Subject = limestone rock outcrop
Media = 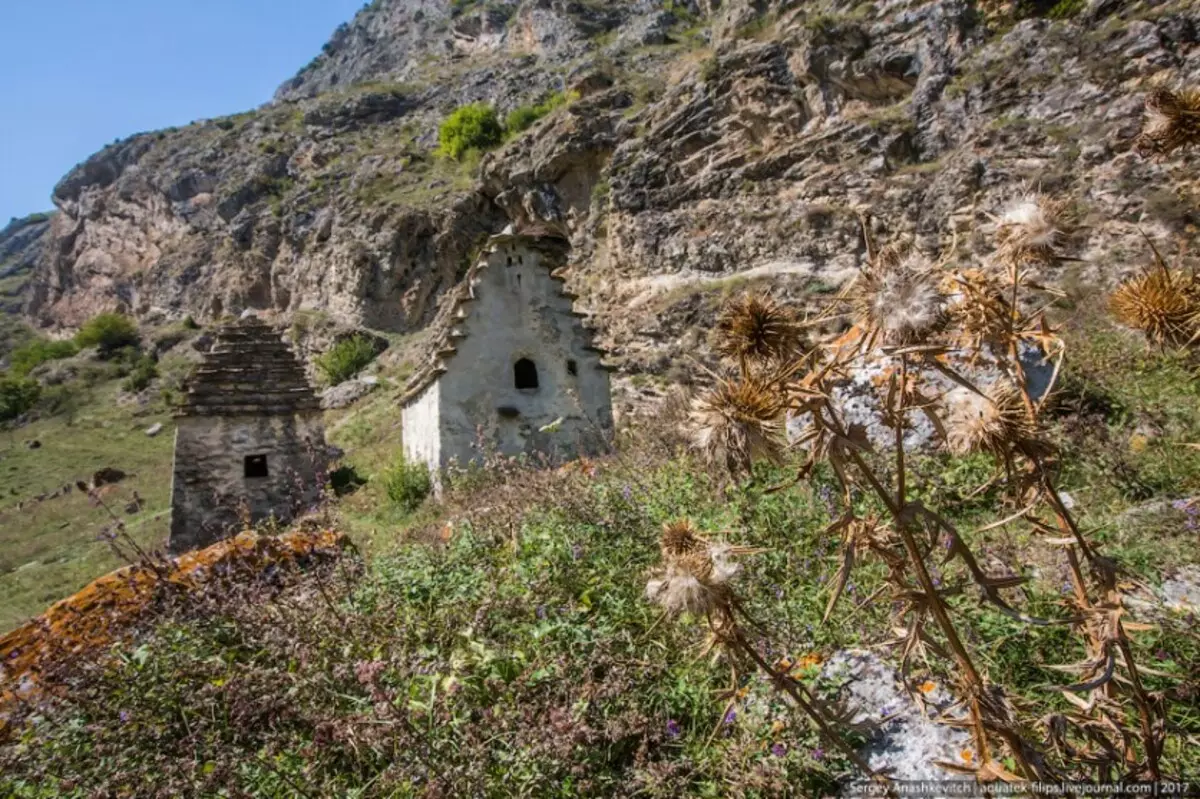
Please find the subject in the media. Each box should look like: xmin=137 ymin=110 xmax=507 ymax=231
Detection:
xmin=5 ymin=0 xmax=1199 ymax=421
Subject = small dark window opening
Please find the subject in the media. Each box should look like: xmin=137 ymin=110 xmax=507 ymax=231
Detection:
xmin=244 ymin=454 xmax=269 ymax=479
xmin=518 ymin=255 xmax=524 ymax=264
xmin=514 ymin=358 xmax=539 ymax=390
xmin=507 ymin=255 xmax=513 ymax=266
xmin=516 ymin=273 xmax=521 ymax=286
xmin=567 ymin=359 xmax=578 ymax=376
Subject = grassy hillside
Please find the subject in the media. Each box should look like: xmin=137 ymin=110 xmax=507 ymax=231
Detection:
xmin=2 ymin=305 xmax=1200 ymax=795
xmin=0 ymin=378 xmax=175 ymax=632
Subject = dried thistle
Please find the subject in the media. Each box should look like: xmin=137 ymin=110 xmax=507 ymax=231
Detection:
xmin=944 ymin=268 xmax=1014 ymax=350
xmin=689 ymin=372 xmax=786 ymax=474
xmin=646 ymin=522 xmax=749 ymax=620
xmin=944 ymin=381 xmax=1035 ymax=457
xmin=1134 ymin=86 xmax=1200 ymax=157
xmin=853 ymin=250 xmax=945 ymax=346
xmin=714 ymin=292 xmax=802 ymax=367
xmin=993 ymin=195 xmax=1071 ymax=264
xmin=1110 ymin=263 xmax=1200 ymax=348
xmin=661 ymin=518 xmax=707 ymax=558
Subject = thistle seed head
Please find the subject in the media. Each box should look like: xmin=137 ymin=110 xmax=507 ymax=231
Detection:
xmin=714 ymin=292 xmax=802 ymax=366
xmin=689 ymin=373 xmax=786 ymax=474
xmin=1135 ymin=86 xmax=1200 ymax=157
xmin=1109 ymin=266 xmax=1200 ymax=347
xmin=944 ymin=268 xmax=1014 ymax=349
xmin=944 ymin=381 xmax=1035 ymax=456
xmin=854 ymin=251 xmax=945 ymax=345
xmin=661 ymin=518 xmax=706 ymax=558
xmin=994 ymin=195 xmax=1071 ymax=264
xmin=645 ymin=550 xmax=736 ymax=617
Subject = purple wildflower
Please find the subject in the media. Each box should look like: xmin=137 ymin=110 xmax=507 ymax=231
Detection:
xmin=119 ymin=710 xmax=130 ymax=724
xmin=666 ymin=719 xmax=682 ymax=738
xmin=812 ymin=746 xmax=825 ymax=761
xmin=1155 ymin=648 xmax=1169 ymax=661
xmin=622 ymin=484 xmax=633 ymax=501
xmin=571 ymin=542 xmax=583 ymax=561
xmin=771 ymin=743 xmax=786 ymax=757
xmin=723 ymin=708 xmax=737 ymax=725
xmin=537 ymin=605 xmax=547 ymax=620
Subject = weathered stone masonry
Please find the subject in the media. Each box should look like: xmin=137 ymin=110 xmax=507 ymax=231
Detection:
xmin=169 ymin=319 xmax=328 ymax=553
xmin=399 ymin=230 xmax=615 ymax=489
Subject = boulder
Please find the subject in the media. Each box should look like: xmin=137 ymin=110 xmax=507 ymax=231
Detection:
xmin=91 ymin=467 xmax=127 ymax=487
xmin=320 ymin=378 xmax=377 ymax=410
xmin=145 ymin=422 xmax=164 ymax=437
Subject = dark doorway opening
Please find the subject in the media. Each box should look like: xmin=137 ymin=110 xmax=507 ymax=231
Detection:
xmin=514 ymin=358 xmax=539 ymax=390
xmin=567 ymin=359 xmax=578 ymax=376
xmin=244 ymin=454 xmax=269 ymax=478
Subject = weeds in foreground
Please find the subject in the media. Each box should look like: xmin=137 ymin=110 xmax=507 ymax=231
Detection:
xmin=676 ymin=201 xmax=1177 ymax=786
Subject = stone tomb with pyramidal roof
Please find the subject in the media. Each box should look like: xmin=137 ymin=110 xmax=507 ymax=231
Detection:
xmin=168 ymin=318 xmax=329 ymax=553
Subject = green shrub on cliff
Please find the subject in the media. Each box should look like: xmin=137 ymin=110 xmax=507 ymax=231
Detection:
xmin=75 ymin=313 xmax=139 ymax=355
xmin=438 ymin=103 xmax=503 ymax=160
xmin=315 ymin=335 xmax=378 ymax=385
xmin=0 ymin=375 xmax=41 ymax=422
xmin=9 ymin=338 xmax=79 ymax=377
xmin=121 ymin=354 xmax=159 ymax=394
xmin=503 ymin=91 xmax=571 ymax=136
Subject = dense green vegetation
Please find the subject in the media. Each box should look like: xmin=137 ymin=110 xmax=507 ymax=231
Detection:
xmin=438 ymin=103 xmax=505 ymax=160
xmin=0 ymin=375 xmax=41 ymax=422
xmin=9 ymin=338 xmax=79 ymax=377
xmin=74 ymin=312 xmax=140 ymax=355
xmin=381 ymin=456 xmax=432 ymax=512
xmin=315 ymin=334 xmax=380 ymax=385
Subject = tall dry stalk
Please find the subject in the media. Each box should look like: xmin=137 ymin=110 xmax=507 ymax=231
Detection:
xmin=665 ymin=200 xmax=1174 ymax=785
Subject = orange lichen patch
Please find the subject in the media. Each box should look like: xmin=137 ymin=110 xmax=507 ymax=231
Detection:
xmin=918 ymin=680 xmax=937 ymax=694
xmin=0 ymin=528 xmax=347 ymax=738
xmin=961 ymin=748 xmax=975 ymax=763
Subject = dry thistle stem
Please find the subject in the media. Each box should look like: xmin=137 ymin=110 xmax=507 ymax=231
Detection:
xmin=714 ymin=292 xmax=802 ymax=367
xmin=1110 ymin=264 xmax=1200 ymax=348
xmin=853 ymin=250 xmax=945 ymax=346
xmin=689 ymin=372 xmax=787 ymax=474
xmin=1135 ymin=86 xmax=1200 ymax=157
xmin=993 ymin=195 xmax=1071 ymax=264
xmin=944 ymin=381 xmax=1036 ymax=457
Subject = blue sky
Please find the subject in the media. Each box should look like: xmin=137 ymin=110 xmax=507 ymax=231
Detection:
xmin=1 ymin=0 xmax=365 ymax=223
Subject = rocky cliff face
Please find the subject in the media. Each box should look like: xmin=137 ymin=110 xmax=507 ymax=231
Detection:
xmin=0 ymin=214 xmax=51 ymax=314
xmin=16 ymin=0 xmax=1200 ymax=401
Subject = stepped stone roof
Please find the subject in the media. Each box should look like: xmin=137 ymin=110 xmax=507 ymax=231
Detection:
xmin=177 ymin=318 xmax=321 ymax=417
xmin=397 ymin=229 xmax=611 ymax=407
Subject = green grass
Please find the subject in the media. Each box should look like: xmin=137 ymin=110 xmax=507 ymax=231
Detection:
xmin=0 ymin=378 xmax=175 ymax=632
xmin=3 ymin=306 xmax=1200 ymax=791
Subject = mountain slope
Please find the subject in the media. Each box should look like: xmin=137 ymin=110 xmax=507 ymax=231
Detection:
xmin=13 ymin=0 xmax=1200 ymax=394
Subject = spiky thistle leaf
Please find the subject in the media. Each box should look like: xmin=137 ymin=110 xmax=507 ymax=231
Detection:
xmin=944 ymin=268 xmax=1015 ymax=350
xmin=1135 ymin=86 xmax=1200 ymax=157
xmin=689 ymin=372 xmax=787 ymax=474
xmin=714 ymin=292 xmax=802 ymax=367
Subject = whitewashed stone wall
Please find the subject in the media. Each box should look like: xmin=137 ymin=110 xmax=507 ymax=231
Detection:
xmin=432 ymin=240 xmax=613 ymax=472
xmin=401 ymin=379 xmax=441 ymax=477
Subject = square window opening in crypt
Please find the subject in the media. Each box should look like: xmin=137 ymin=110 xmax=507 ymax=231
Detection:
xmin=244 ymin=454 xmax=269 ymax=479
